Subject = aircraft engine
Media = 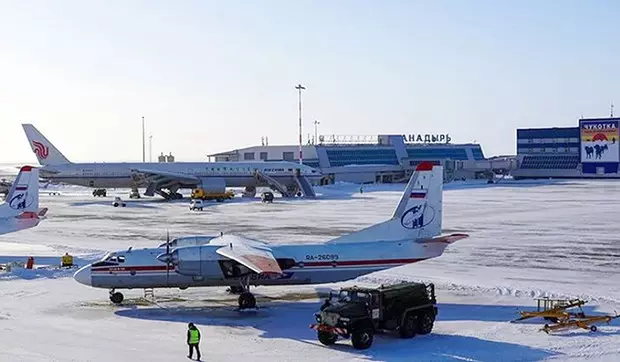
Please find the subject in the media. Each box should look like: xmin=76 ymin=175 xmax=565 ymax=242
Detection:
xmin=157 ymin=246 xmax=220 ymax=277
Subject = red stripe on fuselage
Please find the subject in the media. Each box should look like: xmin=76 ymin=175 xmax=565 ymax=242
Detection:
xmin=91 ymin=258 xmax=427 ymax=273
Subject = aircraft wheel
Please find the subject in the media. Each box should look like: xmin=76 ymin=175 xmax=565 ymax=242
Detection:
xmin=238 ymin=292 xmax=256 ymax=309
xmin=590 ymin=325 xmax=597 ymax=332
xmin=110 ymin=292 xmax=124 ymax=304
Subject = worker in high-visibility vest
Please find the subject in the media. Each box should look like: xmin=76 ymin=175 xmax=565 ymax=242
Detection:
xmin=61 ymin=253 xmax=73 ymax=268
xmin=187 ymin=322 xmax=201 ymax=360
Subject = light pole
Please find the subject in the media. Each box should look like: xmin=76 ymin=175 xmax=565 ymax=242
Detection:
xmin=295 ymin=84 xmax=306 ymax=165
xmin=314 ymin=120 xmax=320 ymax=145
xmin=149 ymin=135 xmax=153 ymax=162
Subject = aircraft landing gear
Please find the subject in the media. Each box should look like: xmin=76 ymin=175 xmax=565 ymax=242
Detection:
xmin=239 ymin=292 xmax=256 ymax=310
xmin=237 ymin=276 xmax=256 ymax=309
xmin=109 ymin=289 xmax=124 ymax=304
xmin=227 ymin=285 xmax=244 ymax=294
xmin=129 ymin=187 xmax=140 ymax=199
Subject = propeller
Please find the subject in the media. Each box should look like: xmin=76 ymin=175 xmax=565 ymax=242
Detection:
xmin=165 ymin=230 xmax=171 ymax=286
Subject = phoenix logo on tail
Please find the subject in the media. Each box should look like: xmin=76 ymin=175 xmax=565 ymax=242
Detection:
xmin=9 ymin=191 xmax=33 ymax=210
xmin=32 ymin=141 xmax=49 ymax=159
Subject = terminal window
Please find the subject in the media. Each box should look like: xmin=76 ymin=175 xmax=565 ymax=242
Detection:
xmin=244 ymin=152 xmax=255 ymax=160
xmin=260 ymin=152 xmax=268 ymax=160
xmin=283 ymin=152 xmax=294 ymax=161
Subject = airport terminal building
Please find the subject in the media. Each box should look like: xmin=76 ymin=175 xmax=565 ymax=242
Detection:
xmin=208 ymin=134 xmax=493 ymax=184
xmin=512 ymin=117 xmax=620 ymax=179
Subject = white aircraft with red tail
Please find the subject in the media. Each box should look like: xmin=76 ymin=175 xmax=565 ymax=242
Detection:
xmin=74 ymin=162 xmax=468 ymax=308
xmin=0 ymin=166 xmax=48 ymax=236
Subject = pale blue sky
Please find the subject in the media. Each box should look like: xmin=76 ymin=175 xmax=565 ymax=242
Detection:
xmin=1 ymin=0 xmax=618 ymax=163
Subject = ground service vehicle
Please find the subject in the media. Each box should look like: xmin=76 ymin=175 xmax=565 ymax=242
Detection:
xmin=189 ymin=199 xmax=204 ymax=211
xmin=92 ymin=189 xmax=107 ymax=197
xmin=191 ymin=188 xmax=234 ymax=202
xmin=261 ymin=191 xmax=274 ymax=203
xmin=112 ymin=197 xmax=126 ymax=207
xmin=310 ymin=282 xmax=437 ymax=350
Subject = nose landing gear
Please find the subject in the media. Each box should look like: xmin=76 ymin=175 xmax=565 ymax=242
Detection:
xmin=109 ymin=289 xmax=124 ymax=304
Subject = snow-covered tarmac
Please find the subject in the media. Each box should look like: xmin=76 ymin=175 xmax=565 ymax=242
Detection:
xmin=1 ymin=180 xmax=619 ymax=361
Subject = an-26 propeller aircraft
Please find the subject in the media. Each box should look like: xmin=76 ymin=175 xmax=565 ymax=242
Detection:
xmin=0 ymin=166 xmax=47 ymax=236
xmin=74 ymin=162 xmax=468 ymax=309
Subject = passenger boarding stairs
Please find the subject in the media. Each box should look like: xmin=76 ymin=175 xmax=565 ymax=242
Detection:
xmin=254 ymin=169 xmax=316 ymax=198
xmin=295 ymin=173 xmax=316 ymax=198
xmin=254 ymin=170 xmax=292 ymax=197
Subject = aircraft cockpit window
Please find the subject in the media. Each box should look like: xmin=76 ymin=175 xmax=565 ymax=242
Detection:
xmin=117 ymin=256 xmax=126 ymax=263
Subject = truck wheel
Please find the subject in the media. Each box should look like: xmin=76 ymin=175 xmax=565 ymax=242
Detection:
xmin=417 ymin=312 xmax=434 ymax=335
xmin=351 ymin=329 xmax=373 ymax=350
xmin=318 ymin=331 xmax=338 ymax=346
xmin=399 ymin=314 xmax=417 ymax=338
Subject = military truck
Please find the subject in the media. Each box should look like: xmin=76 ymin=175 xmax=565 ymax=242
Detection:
xmin=309 ymin=282 xmax=437 ymax=350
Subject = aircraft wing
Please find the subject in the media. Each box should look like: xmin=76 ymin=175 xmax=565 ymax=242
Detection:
xmin=214 ymin=235 xmax=283 ymax=275
xmin=130 ymin=168 xmax=201 ymax=186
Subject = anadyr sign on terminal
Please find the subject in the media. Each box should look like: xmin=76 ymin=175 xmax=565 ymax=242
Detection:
xmin=403 ymin=134 xmax=451 ymax=144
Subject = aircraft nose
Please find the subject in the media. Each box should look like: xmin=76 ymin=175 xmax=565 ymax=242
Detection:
xmin=73 ymin=264 xmax=92 ymax=286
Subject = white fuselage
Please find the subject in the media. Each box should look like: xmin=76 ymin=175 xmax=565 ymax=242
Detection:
xmin=39 ymin=161 xmax=321 ymax=189
xmin=74 ymin=239 xmax=450 ymax=290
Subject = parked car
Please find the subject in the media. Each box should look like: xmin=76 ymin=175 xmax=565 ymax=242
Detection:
xmin=189 ymin=199 xmax=204 ymax=211
xmin=92 ymin=188 xmax=107 ymax=197
xmin=112 ymin=196 xmax=126 ymax=207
